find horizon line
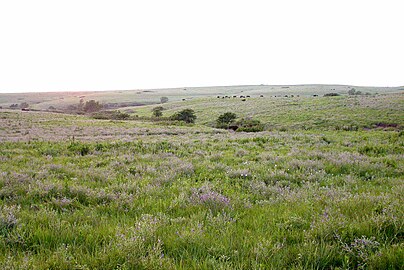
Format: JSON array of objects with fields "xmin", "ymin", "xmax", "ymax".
[{"xmin": 1, "ymin": 83, "xmax": 403, "ymax": 94}]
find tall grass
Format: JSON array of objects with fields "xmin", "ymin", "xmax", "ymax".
[{"xmin": 0, "ymin": 93, "xmax": 403, "ymax": 269}]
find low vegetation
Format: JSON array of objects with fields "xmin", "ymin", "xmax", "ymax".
[
  {"xmin": 323, "ymin": 93, "xmax": 341, "ymax": 97},
  {"xmin": 0, "ymin": 92, "xmax": 403, "ymax": 269},
  {"xmin": 152, "ymin": 106, "xmax": 164, "ymax": 118},
  {"xmin": 170, "ymin": 109, "xmax": 197, "ymax": 124},
  {"xmin": 216, "ymin": 112, "xmax": 237, "ymax": 129},
  {"xmin": 234, "ymin": 118, "xmax": 264, "ymax": 132},
  {"xmin": 91, "ymin": 110, "xmax": 130, "ymax": 120}
]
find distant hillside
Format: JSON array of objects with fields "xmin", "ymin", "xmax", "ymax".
[{"xmin": 0, "ymin": 84, "xmax": 402, "ymax": 111}]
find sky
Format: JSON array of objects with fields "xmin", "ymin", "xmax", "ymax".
[{"xmin": 0, "ymin": 0, "xmax": 403, "ymax": 93}]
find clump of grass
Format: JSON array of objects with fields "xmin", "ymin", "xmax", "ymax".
[
  {"xmin": 189, "ymin": 185, "xmax": 231, "ymax": 211},
  {"xmin": 0, "ymin": 205, "xmax": 19, "ymax": 237},
  {"xmin": 67, "ymin": 142, "xmax": 91, "ymax": 156},
  {"xmin": 337, "ymin": 234, "xmax": 381, "ymax": 269}
]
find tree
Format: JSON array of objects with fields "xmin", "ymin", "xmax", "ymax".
[
  {"xmin": 170, "ymin": 109, "xmax": 197, "ymax": 123},
  {"xmin": 152, "ymin": 106, "xmax": 164, "ymax": 117},
  {"xmin": 160, "ymin": 96, "xmax": 169, "ymax": 104},
  {"xmin": 83, "ymin": 100, "xmax": 103, "ymax": 113},
  {"xmin": 348, "ymin": 88, "xmax": 356, "ymax": 95},
  {"xmin": 78, "ymin": 99, "xmax": 84, "ymax": 111},
  {"xmin": 216, "ymin": 112, "xmax": 237, "ymax": 128},
  {"xmin": 19, "ymin": 102, "xmax": 29, "ymax": 109}
]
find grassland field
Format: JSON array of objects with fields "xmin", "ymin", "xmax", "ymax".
[
  {"xmin": 0, "ymin": 87, "xmax": 403, "ymax": 269},
  {"xmin": 1, "ymin": 84, "xmax": 402, "ymax": 111}
]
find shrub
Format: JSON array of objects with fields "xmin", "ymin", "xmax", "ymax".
[
  {"xmin": 324, "ymin": 93, "xmax": 340, "ymax": 97},
  {"xmin": 19, "ymin": 102, "xmax": 29, "ymax": 109},
  {"xmin": 235, "ymin": 118, "xmax": 264, "ymax": 132},
  {"xmin": 152, "ymin": 106, "xmax": 164, "ymax": 117},
  {"xmin": 170, "ymin": 109, "xmax": 197, "ymax": 123},
  {"xmin": 68, "ymin": 142, "xmax": 91, "ymax": 156},
  {"xmin": 160, "ymin": 97, "xmax": 169, "ymax": 104},
  {"xmin": 83, "ymin": 100, "xmax": 103, "ymax": 113},
  {"xmin": 348, "ymin": 88, "xmax": 363, "ymax": 96},
  {"xmin": 216, "ymin": 112, "xmax": 237, "ymax": 128}
]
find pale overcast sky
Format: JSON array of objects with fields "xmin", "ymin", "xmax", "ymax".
[{"xmin": 0, "ymin": 0, "xmax": 403, "ymax": 93}]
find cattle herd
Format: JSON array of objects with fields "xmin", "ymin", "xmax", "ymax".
[{"xmin": 215, "ymin": 94, "xmax": 312, "ymax": 99}]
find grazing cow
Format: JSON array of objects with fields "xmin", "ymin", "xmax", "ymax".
[
  {"xmin": 246, "ymin": 95, "xmax": 250, "ymax": 98},
  {"xmin": 284, "ymin": 95, "xmax": 288, "ymax": 97},
  {"xmin": 260, "ymin": 95, "xmax": 264, "ymax": 97},
  {"xmin": 242, "ymin": 99, "xmax": 246, "ymax": 101},
  {"xmin": 182, "ymin": 98, "xmax": 186, "ymax": 101},
  {"xmin": 233, "ymin": 96, "xmax": 237, "ymax": 98},
  {"xmin": 313, "ymin": 94, "xmax": 318, "ymax": 97}
]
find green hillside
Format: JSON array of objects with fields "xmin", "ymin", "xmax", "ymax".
[{"xmin": 1, "ymin": 84, "xmax": 402, "ymax": 110}]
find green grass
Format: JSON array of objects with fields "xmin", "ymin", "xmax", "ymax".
[
  {"xmin": 0, "ymin": 84, "xmax": 402, "ymax": 110},
  {"xmin": 132, "ymin": 93, "xmax": 404, "ymax": 131},
  {"xmin": 0, "ymin": 93, "xmax": 403, "ymax": 269}
]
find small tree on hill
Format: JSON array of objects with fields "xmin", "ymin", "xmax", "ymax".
[
  {"xmin": 216, "ymin": 112, "xmax": 237, "ymax": 128},
  {"xmin": 348, "ymin": 88, "xmax": 363, "ymax": 96},
  {"xmin": 348, "ymin": 88, "xmax": 356, "ymax": 95},
  {"xmin": 19, "ymin": 102, "xmax": 29, "ymax": 109},
  {"xmin": 78, "ymin": 99, "xmax": 84, "ymax": 111},
  {"xmin": 83, "ymin": 100, "xmax": 103, "ymax": 113},
  {"xmin": 160, "ymin": 96, "xmax": 169, "ymax": 104},
  {"xmin": 152, "ymin": 106, "xmax": 164, "ymax": 117},
  {"xmin": 171, "ymin": 109, "xmax": 196, "ymax": 123}
]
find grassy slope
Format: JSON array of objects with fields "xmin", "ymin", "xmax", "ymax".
[
  {"xmin": 0, "ymin": 93, "xmax": 403, "ymax": 269},
  {"xmin": 1, "ymin": 84, "xmax": 403, "ymax": 110},
  {"xmin": 130, "ymin": 93, "xmax": 404, "ymax": 130}
]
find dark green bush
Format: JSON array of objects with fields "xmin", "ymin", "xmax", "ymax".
[
  {"xmin": 170, "ymin": 109, "xmax": 197, "ymax": 123},
  {"xmin": 152, "ymin": 106, "xmax": 164, "ymax": 117},
  {"xmin": 92, "ymin": 111, "xmax": 129, "ymax": 120},
  {"xmin": 83, "ymin": 100, "xmax": 103, "ymax": 113},
  {"xmin": 235, "ymin": 118, "xmax": 264, "ymax": 132},
  {"xmin": 216, "ymin": 112, "xmax": 237, "ymax": 128},
  {"xmin": 324, "ymin": 93, "xmax": 341, "ymax": 97},
  {"xmin": 68, "ymin": 142, "xmax": 91, "ymax": 156}
]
